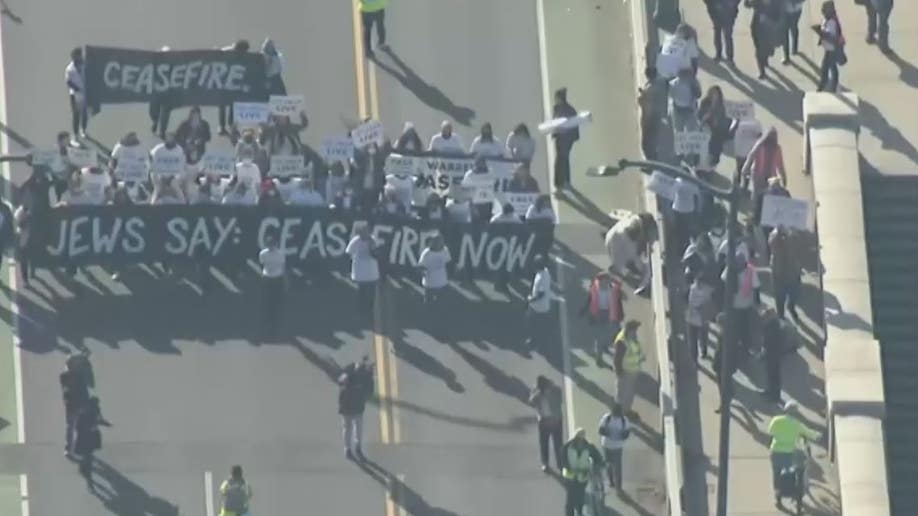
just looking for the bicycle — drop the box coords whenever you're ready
[586,458,606,516]
[777,441,812,514]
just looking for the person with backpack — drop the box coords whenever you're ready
[598,403,630,496]
[812,1,845,92]
[220,465,253,516]
[338,356,375,460]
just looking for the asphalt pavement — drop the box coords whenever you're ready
[0,0,665,514]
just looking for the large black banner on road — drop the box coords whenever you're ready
[84,46,268,108]
[28,206,553,277]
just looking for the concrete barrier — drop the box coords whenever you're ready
[805,92,891,516]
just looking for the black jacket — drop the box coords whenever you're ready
[552,102,579,143]
[338,364,374,416]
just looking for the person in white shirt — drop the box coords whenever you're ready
[65,47,88,139]
[655,23,699,79]
[428,121,465,155]
[671,177,699,255]
[287,179,325,207]
[58,171,92,206]
[813,1,843,92]
[385,170,414,211]
[461,158,496,224]
[526,256,553,351]
[234,158,262,190]
[259,232,286,339]
[149,135,187,183]
[222,181,258,206]
[80,167,112,205]
[346,225,381,318]
[417,234,451,307]
[445,196,472,224]
[469,123,505,159]
[273,177,299,203]
[597,403,631,495]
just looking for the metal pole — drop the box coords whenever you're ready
[715,169,741,516]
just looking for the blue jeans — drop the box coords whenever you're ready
[818,50,839,92]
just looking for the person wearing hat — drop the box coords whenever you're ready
[767,401,820,505]
[551,87,579,191]
[560,427,603,516]
[579,271,625,368]
[613,320,645,416]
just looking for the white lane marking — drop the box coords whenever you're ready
[536,0,577,436]
[204,470,214,516]
[19,474,28,516]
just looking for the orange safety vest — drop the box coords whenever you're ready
[588,277,622,322]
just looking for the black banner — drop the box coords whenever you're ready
[84,46,268,108]
[29,206,553,277]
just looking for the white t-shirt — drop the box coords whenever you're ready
[462,170,496,205]
[235,160,262,189]
[288,188,325,207]
[656,34,698,79]
[259,248,286,278]
[428,133,466,154]
[65,61,84,96]
[599,413,631,451]
[820,18,840,51]
[385,174,414,208]
[222,190,258,206]
[274,178,300,202]
[469,137,506,159]
[81,169,111,204]
[346,236,380,283]
[672,178,699,213]
[419,247,451,289]
[150,143,186,177]
[445,198,472,223]
[529,268,552,314]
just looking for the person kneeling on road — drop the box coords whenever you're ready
[561,428,603,516]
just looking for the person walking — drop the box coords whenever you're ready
[561,428,603,516]
[219,465,253,516]
[258,232,286,339]
[685,273,715,362]
[529,375,564,472]
[338,356,374,460]
[598,402,630,496]
[863,0,894,53]
[746,0,784,80]
[812,1,845,92]
[705,0,741,63]
[769,226,802,322]
[73,397,102,490]
[760,306,785,402]
[65,47,88,139]
[551,88,579,191]
[782,0,806,64]
[359,0,389,58]
[613,320,645,417]
[767,402,820,507]
[742,128,787,225]
[637,66,668,161]
[346,224,381,319]
[722,252,761,357]
[60,356,91,458]
[578,271,625,368]
[697,85,734,169]
[525,256,553,352]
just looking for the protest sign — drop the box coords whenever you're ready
[673,131,711,156]
[83,46,268,108]
[351,119,385,148]
[269,95,304,117]
[234,102,270,128]
[199,150,236,176]
[151,152,185,177]
[66,147,98,168]
[30,206,553,278]
[732,119,763,159]
[269,155,305,177]
[725,100,755,120]
[761,195,809,231]
[646,170,677,201]
[113,147,148,182]
[495,192,539,217]
[321,137,355,164]
[30,149,60,167]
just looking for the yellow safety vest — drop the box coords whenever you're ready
[615,331,644,373]
[359,0,388,13]
[562,445,592,482]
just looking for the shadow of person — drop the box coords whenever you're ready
[450,341,527,403]
[357,458,463,516]
[859,98,918,167]
[884,50,918,89]
[89,459,179,515]
[374,48,476,126]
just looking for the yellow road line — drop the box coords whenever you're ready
[351,0,369,119]
[373,286,391,444]
[368,61,381,121]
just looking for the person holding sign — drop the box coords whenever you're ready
[64,48,88,139]
[469,123,505,159]
[741,128,787,225]
[462,157,498,224]
[394,122,423,151]
[80,167,113,205]
[506,123,535,166]
[428,121,465,155]
[359,0,388,58]
[149,134,188,181]
[235,157,262,190]
[175,107,212,163]
[551,88,579,190]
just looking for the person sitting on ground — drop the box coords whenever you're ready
[428,120,465,155]
[490,203,522,224]
[288,179,325,207]
[222,180,258,206]
[326,161,350,206]
[469,122,505,159]
[80,166,113,205]
[175,106,211,163]
[150,176,186,205]
[424,194,445,221]
[394,121,423,152]
[445,195,472,224]
[258,179,285,208]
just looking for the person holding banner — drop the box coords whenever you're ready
[462,157,498,224]
[551,88,579,190]
[359,0,388,58]
[261,38,287,95]
[65,47,89,140]
[175,107,212,163]
[394,122,423,151]
[346,224,381,319]
[525,195,555,223]
[506,123,535,166]
[222,180,258,206]
[418,233,451,310]
[469,123,505,159]
[428,121,465,155]
[149,46,174,139]
[259,232,286,339]
[218,40,251,135]
[288,179,325,207]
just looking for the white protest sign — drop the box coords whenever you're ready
[725,100,755,120]
[30,149,59,167]
[269,95,305,117]
[538,111,592,135]
[656,34,689,78]
[321,137,355,164]
[646,170,676,200]
[732,119,763,159]
[384,154,416,176]
[234,102,270,128]
[270,155,305,177]
[351,119,384,148]
[495,191,540,217]
[673,131,710,156]
[199,149,237,176]
[66,147,97,168]
[761,195,809,231]
[114,147,148,182]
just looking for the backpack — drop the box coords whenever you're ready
[223,480,248,513]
